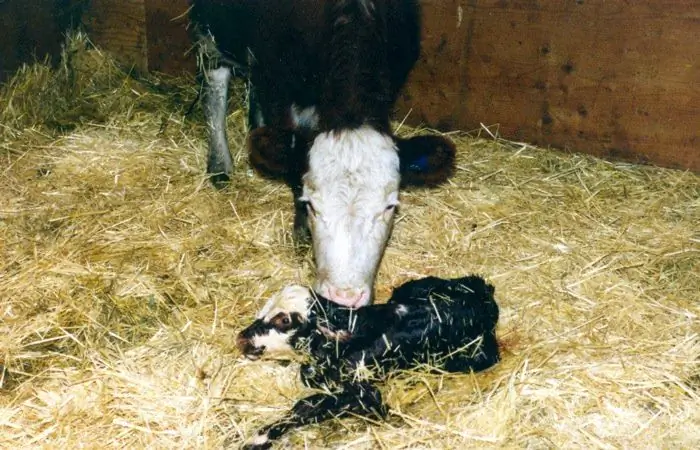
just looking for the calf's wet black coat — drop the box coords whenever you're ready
[238,275,501,449]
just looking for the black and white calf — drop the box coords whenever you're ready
[237,276,501,449]
[189,1,457,308]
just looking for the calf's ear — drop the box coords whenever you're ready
[248,126,308,183]
[396,134,456,187]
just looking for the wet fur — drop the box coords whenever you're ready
[239,275,501,449]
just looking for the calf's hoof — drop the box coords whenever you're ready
[240,437,272,450]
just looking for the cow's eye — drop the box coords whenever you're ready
[306,202,317,217]
[382,202,399,220]
[298,198,317,218]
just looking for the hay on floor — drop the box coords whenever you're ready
[0,33,698,449]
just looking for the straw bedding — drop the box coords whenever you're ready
[1,34,698,449]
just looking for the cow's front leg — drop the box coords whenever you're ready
[291,184,311,248]
[246,80,265,131]
[246,123,312,249]
[203,66,234,188]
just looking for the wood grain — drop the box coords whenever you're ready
[82,0,148,73]
[144,0,195,75]
[396,0,700,171]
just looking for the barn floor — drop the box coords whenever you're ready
[1,36,698,449]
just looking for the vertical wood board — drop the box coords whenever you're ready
[397,0,699,171]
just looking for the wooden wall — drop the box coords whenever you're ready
[401,1,699,171]
[144,0,196,75]
[79,0,194,75]
[81,0,148,73]
[1,0,698,172]
[0,0,85,80]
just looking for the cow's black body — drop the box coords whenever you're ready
[189,0,422,184]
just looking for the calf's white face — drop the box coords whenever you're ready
[236,285,313,358]
[300,127,400,308]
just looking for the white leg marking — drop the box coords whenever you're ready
[249,433,269,446]
[291,104,319,130]
[204,67,233,174]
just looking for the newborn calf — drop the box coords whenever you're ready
[237,275,500,449]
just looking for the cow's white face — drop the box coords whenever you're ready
[300,127,400,308]
[247,111,456,308]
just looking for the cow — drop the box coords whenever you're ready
[236,275,501,448]
[189,0,456,308]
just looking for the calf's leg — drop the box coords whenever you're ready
[242,382,386,450]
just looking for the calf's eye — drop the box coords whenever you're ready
[271,312,293,331]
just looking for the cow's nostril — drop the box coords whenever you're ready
[353,290,370,308]
[326,287,369,308]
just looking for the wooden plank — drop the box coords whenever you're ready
[0,0,86,82]
[396,0,468,131]
[396,0,700,171]
[144,0,196,75]
[81,0,148,73]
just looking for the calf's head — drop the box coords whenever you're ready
[249,126,456,308]
[236,285,314,359]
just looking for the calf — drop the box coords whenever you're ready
[189,1,457,308]
[237,276,501,449]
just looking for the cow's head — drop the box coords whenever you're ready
[249,125,456,308]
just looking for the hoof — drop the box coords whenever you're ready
[293,226,311,247]
[208,172,231,190]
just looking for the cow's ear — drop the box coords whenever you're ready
[397,135,456,187]
[248,127,307,182]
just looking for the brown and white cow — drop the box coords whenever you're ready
[190,0,456,307]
